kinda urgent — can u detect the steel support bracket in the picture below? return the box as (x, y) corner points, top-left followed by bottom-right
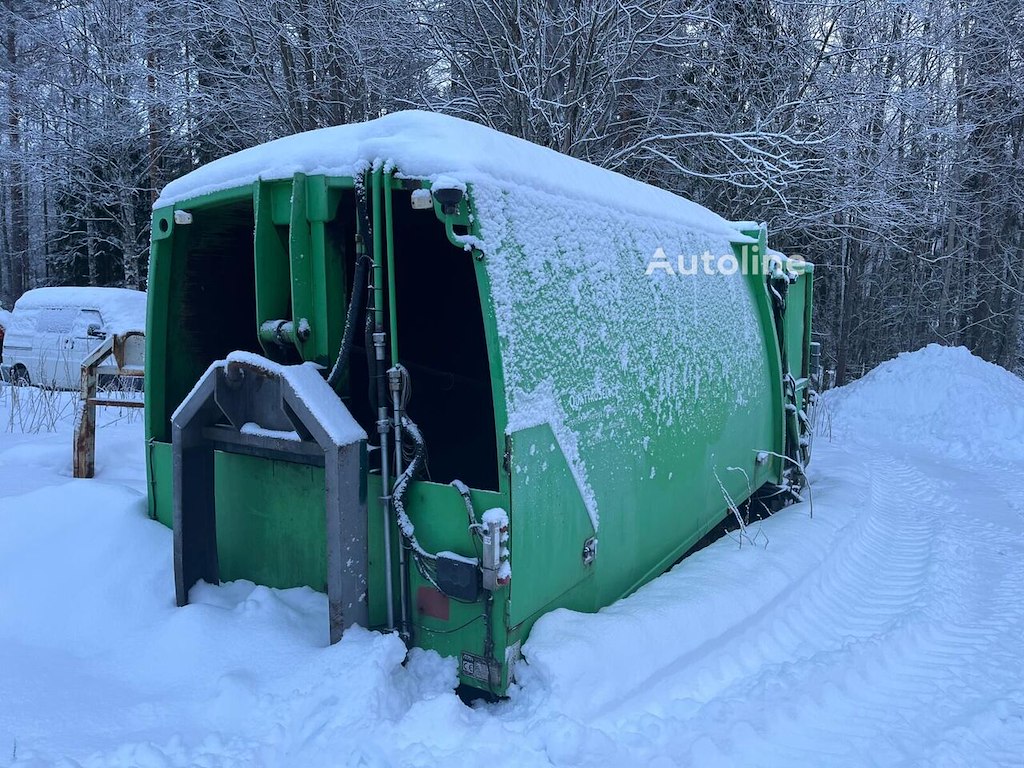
(171, 353), (368, 643)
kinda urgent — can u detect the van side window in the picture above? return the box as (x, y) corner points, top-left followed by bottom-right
(38, 308), (75, 333)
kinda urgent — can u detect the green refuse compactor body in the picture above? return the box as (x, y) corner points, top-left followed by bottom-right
(145, 111), (817, 695)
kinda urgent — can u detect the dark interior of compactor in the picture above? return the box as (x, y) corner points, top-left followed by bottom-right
(388, 189), (498, 491)
(179, 202), (260, 368)
(165, 186), (499, 491)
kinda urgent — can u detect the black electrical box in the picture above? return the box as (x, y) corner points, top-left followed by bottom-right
(436, 553), (480, 602)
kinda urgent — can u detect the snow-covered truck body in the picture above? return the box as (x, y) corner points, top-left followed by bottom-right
(145, 111), (815, 694)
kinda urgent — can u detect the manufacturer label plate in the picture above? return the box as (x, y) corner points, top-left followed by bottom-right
(460, 651), (500, 686)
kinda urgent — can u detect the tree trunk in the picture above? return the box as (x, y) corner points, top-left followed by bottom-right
(5, 6), (28, 300)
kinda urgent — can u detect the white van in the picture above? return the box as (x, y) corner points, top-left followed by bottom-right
(1, 287), (146, 389)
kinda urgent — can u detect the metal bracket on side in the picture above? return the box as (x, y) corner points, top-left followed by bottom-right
(171, 354), (368, 643)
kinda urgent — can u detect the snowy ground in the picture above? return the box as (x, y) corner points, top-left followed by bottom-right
(1, 344), (1022, 767)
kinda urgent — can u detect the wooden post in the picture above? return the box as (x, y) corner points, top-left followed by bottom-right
(72, 337), (108, 478)
(72, 334), (146, 479)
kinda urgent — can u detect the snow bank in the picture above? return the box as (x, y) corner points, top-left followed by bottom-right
(12, 287), (147, 335)
(822, 344), (1024, 464)
(156, 110), (744, 241)
(0, 457), (458, 766)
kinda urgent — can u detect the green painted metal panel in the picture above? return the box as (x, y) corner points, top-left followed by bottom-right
(144, 209), (175, 443)
(473, 184), (784, 642)
(288, 174), (316, 360)
(214, 452), (327, 590)
(508, 423), (596, 626)
(270, 183), (293, 226)
(306, 175), (345, 368)
(784, 274), (810, 378)
(402, 480), (509, 683)
(147, 440), (173, 526)
(148, 442), (333, 593)
(145, 211), (198, 442)
(739, 226), (787, 483)
(254, 176), (344, 363)
(253, 180), (291, 357)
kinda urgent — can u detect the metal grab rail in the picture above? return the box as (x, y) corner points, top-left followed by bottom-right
(72, 332), (145, 478)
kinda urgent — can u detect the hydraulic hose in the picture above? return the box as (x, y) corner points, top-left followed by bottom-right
(327, 193), (373, 391)
(327, 251), (369, 390)
(392, 415), (431, 560)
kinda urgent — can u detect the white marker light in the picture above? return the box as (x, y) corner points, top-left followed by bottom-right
(410, 189), (433, 210)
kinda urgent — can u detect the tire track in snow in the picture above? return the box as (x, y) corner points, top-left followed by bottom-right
(589, 450), (1024, 766)
(603, 456), (940, 721)
(530, 448), (937, 718)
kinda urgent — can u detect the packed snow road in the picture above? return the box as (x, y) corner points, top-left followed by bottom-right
(1, 345), (1022, 767)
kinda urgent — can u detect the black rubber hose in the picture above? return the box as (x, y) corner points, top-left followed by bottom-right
(327, 252), (369, 390)
(327, 194), (373, 391)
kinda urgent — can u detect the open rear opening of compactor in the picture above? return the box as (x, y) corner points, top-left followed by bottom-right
(159, 173), (504, 647)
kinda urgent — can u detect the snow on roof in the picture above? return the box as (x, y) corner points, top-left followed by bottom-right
(156, 110), (748, 241)
(13, 287), (147, 335)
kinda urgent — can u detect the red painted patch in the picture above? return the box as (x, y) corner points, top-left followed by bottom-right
(417, 586), (450, 621)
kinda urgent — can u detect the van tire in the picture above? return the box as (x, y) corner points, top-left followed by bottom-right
(11, 365), (30, 386)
